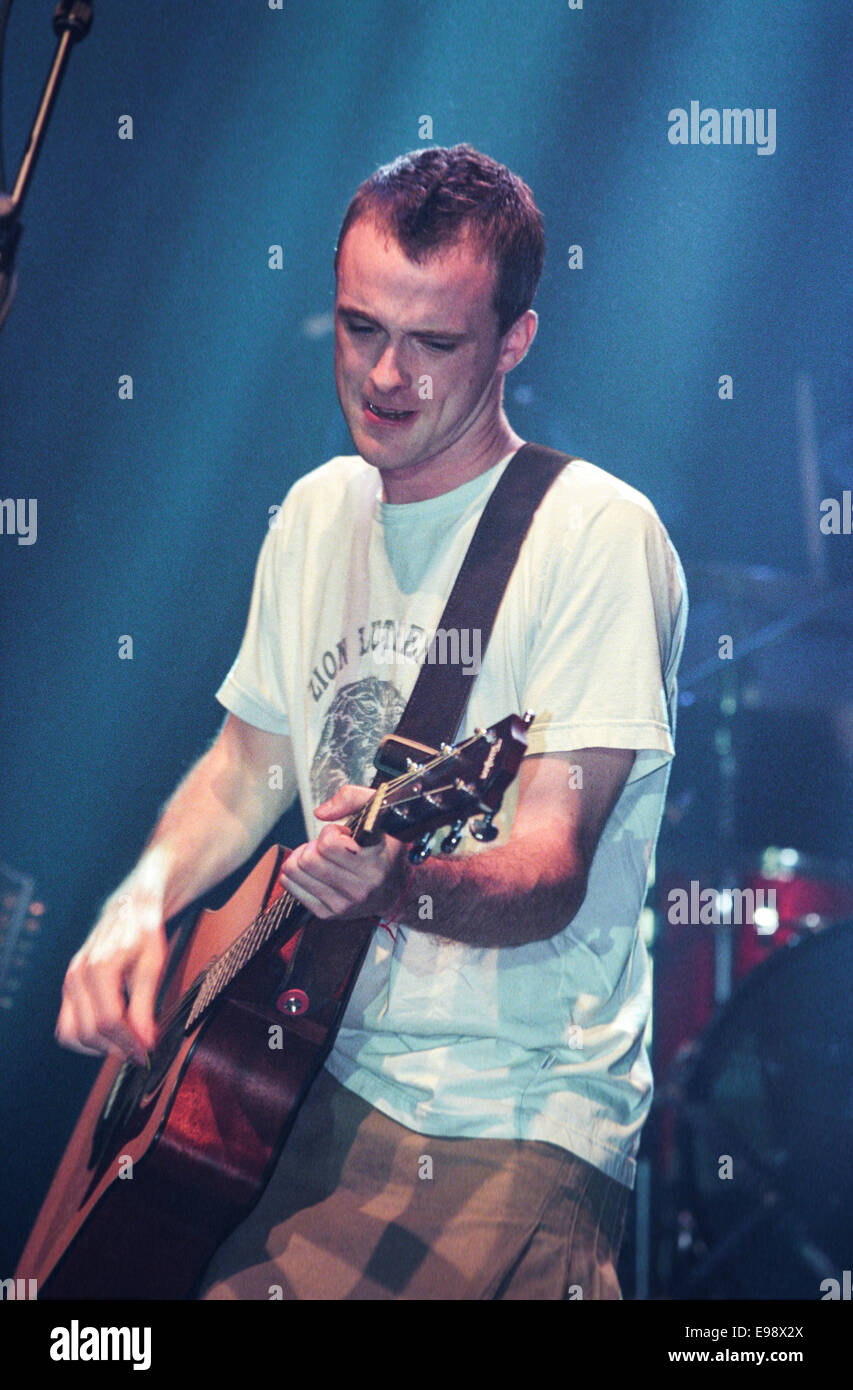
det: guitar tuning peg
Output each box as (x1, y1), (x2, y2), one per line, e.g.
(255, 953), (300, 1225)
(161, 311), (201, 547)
(440, 819), (465, 854)
(408, 831), (433, 864)
(470, 811), (498, 842)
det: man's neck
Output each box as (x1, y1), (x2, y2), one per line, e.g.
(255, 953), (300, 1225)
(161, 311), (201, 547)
(378, 422), (526, 504)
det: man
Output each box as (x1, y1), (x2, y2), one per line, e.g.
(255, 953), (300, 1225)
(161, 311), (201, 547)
(56, 144), (686, 1299)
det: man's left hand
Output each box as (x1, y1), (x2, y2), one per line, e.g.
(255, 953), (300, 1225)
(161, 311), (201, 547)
(280, 784), (409, 920)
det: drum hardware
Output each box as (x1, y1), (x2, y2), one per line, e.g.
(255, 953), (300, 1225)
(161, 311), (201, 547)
(657, 921), (853, 1299)
(647, 494), (853, 1294)
(671, 1101), (838, 1297)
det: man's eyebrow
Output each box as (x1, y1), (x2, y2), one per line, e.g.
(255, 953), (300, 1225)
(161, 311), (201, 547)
(336, 305), (381, 325)
(336, 304), (468, 340)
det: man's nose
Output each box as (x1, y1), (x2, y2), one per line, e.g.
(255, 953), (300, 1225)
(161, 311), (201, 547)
(369, 341), (410, 393)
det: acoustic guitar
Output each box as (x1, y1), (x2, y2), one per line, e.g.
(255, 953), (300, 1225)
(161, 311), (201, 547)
(17, 713), (531, 1299)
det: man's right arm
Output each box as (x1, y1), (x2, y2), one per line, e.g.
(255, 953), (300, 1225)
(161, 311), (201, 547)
(55, 713), (297, 1066)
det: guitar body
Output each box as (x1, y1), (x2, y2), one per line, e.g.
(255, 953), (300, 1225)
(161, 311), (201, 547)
(16, 714), (530, 1300)
(16, 846), (374, 1300)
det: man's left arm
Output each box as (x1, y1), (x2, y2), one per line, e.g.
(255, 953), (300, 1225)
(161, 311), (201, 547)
(281, 745), (635, 948)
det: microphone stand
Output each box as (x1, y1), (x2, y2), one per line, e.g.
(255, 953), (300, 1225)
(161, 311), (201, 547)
(0, 0), (93, 331)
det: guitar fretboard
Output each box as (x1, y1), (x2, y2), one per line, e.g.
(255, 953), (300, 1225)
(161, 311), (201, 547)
(185, 888), (302, 1030)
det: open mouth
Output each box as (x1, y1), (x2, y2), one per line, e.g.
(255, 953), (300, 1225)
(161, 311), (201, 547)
(363, 397), (417, 424)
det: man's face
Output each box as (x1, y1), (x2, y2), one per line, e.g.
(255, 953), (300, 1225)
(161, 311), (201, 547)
(334, 217), (515, 479)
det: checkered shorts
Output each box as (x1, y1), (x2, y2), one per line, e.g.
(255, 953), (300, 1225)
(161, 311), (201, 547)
(196, 1067), (628, 1301)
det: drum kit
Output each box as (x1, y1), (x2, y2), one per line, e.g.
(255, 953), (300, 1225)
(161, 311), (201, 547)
(649, 561), (853, 1299)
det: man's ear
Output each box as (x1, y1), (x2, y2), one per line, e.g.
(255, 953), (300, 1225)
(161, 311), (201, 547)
(498, 308), (538, 374)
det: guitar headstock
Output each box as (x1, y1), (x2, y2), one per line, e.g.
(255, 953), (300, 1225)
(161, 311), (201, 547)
(370, 712), (533, 861)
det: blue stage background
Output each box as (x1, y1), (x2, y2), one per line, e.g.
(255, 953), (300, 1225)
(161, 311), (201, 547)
(1, 0), (851, 1283)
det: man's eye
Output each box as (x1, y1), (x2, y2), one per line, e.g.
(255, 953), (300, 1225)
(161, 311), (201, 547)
(347, 323), (374, 335)
(421, 340), (456, 353)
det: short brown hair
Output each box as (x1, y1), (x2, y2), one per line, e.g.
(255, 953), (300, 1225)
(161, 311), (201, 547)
(334, 144), (545, 336)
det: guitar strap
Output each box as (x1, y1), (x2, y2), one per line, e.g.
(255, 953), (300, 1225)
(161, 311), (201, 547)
(373, 440), (575, 779)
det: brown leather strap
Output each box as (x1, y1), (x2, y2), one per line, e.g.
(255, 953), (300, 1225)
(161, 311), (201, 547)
(383, 442), (574, 761)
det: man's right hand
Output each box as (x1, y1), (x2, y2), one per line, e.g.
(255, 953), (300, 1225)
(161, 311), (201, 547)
(53, 715), (298, 1067)
(55, 862), (168, 1067)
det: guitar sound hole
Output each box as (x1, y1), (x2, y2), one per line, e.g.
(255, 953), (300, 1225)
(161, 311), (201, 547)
(142, 1002), (194, 1095)
(86, 991), (198, 1177)
(88, 1061), (144, 1174)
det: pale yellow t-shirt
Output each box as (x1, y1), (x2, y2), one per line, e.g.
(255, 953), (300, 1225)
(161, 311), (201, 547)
(216, 449), (687, 1188)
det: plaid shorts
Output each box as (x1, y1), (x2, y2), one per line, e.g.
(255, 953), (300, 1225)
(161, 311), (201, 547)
(196, 1066), (629, 1301)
